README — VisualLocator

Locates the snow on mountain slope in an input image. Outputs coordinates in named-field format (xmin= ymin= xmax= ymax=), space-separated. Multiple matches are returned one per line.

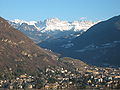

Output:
xmin=10 ymin=19 xmax=40 ymax=30
xmin=11 ymin=19 xmax=37 ymax=25
xmin=72 ymin=21 xmax=95 ymax=31
xmin=42 ymin=18 xmax=71 ymax=32
xmin=10 ymin=18 xmax=96 ymax=32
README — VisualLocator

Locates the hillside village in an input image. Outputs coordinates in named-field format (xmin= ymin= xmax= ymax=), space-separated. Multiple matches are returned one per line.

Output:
xmin=0 ymin=59 xmax=120 ymax=90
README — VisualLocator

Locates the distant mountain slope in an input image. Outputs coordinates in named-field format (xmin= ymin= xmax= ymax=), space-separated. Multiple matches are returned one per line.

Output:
xmin=0 ymin=17 xmax=58 ymax=75
xmin=62 ymin=15 xmax=120 ymax=66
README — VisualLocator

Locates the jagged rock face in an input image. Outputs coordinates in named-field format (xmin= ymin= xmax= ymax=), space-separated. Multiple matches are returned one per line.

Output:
xmin=0 ymin=17 xmax=58 ymax=74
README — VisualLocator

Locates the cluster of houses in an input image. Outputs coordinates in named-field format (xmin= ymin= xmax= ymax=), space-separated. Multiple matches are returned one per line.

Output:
xmin=0 ymin=65 xmax=120 ymax=89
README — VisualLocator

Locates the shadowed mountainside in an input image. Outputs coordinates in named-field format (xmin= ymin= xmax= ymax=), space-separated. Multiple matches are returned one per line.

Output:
xmin=62 ymin=15 xmax=120 ymax=66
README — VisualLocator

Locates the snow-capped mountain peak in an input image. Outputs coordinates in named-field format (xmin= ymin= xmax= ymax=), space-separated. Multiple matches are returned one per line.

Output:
xmin=42 ymin=18 xmax=71 ymax=32
xmin=72 ymin=21 xmax=96 ymax=31
xmin=27 ymin=21 xmax=37 ymax=25
xmin=11 ymin=19 xmax=27 ymax=24
xmin=11 ymin=19 xmax=37 ymax=26
xmin=45 ymin=18 xmax=60 ymax=23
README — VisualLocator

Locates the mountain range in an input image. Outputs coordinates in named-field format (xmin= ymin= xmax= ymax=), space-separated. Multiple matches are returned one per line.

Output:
xmin=9 ymin=18 xmax=96 ymax=43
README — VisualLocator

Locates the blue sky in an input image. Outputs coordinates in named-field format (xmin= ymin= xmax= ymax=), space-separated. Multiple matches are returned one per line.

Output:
xmin=0 ymin=0 xmax=120 ymax=21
